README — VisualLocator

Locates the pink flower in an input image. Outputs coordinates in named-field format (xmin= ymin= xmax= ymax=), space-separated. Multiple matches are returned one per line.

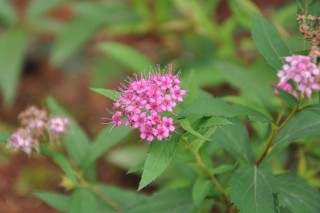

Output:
xmin=277 ymin=55 xmax=320 ymax=98
xmin=110 ymin=66 xmax=186 ymax=142
xmin=7 ymin=106 xmax=70 ymax=156
xmin=49 ymin=117 xmax=70 ymax=135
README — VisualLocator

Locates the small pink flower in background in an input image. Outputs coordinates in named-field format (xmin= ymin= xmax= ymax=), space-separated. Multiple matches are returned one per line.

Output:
xmin=276 ymin=55 xmax=320 ymax=98
xmin=274 ymin=82 xmax=298 ymax=98
xmin=8 ymin=106 xmax=70 ymax=156
xmin=110 ymin=65 xmax=187 ymax=142
xmin=49 ymin=117 xmax=70 ymax=135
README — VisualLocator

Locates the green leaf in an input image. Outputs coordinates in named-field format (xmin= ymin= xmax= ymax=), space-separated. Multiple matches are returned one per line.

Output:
xmin=274 ymin=110 xmax=320 ymax=150
xmin=70 ymin=188 xmax=97 ymax=213
xmin=90 ymin=88 xmax=120 ymax=101
xmin=277 ymin=89 xmax=298 ymax=108
xmin=27 ymin=0 xmax=62 ymax=18
xmin=252 ymin=15 xmax=290 ymax=70
xmin=181 ymin=70 xmax=199 ymax=106
xmin=0 ymin=131 xmax=10 ymax=144
xmin=123 ymin=187 xmax=193 ymax=213
xmin=199 ymin=117 xmax=233 ymax=129
xmin=211 ymin=164 xmax=235 ymax=175
xmin=47 ymin=97 xmax=90 ymax=166
xmin=179 ymin=91 xmax=269 ymax=122
xmin=138 ymin=136 xmax=178 ymax=190
xmin=229 ymin=0 xmax=260 ymax=28
xmin=211 ymin=120 xmax=253 ymax=162
xmin=82 ymin=125 xmax=131 ymax=169
xmin=0 ymin=28 xmax=28 ymax=106
xmin=95 ymin=184 xmax=147 ymax=211
xmin=231 ymin=165 xmax=277 ymax=213
xmin=179 ymin=118 xmax=212 ymax=141
xmin=276 ymin=174 xmax=320 ymax=213
xmin=192 ymin=177 xmax=211 ymax=206
xmin=99 ymin=42 xmax=153 ymax=72
xmin=34 ymin=192 xmax=70 ymax=213
xmin=74 ymin=2 xmax=139 ymax=26
xmin=40 ymin=146 xmax=77 ymax=183
xmin=51 ymin=16 xmax=101 ymax=66
xmin=296 ymin=0 xmax=320 ymax=16
xmin=0 ymin=1 xmax=17 ymax=26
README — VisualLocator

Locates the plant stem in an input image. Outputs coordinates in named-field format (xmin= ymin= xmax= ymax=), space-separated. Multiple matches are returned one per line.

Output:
xmin=181 ymin=136 xmax=230 ymax=207
xmin=255 ymin=107 xmax=299 ymax=167
xmin=77 ymin=172 xmax=121 ymax=212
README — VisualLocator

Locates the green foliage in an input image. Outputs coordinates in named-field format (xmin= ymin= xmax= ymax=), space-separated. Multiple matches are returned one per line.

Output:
xmin=27 ymin=0 xmax=62 ymax=18
xmin=139 ymin=135 xmax=178 ymax=190
xmin=40 ymin=146 xmax=78 ymax=183
xmin=123 ymin=187 xmax=194 ymax=213
xmin=47 ymin=97 xmax=90 ymax=166
xmin=34 ymin=192 xmax=70 ymax=213
xmin=70 ymin=188 xmax=97 ymax=213
xmin=192 ymin=177 xmax=211 ymax=206
xmin=179 ymin=91 xmax=269 ymax=122
xmin=90 ymin=88 xmax=120 ymax=101
xmin=276 ymin=174 xmax=320 ymax=213
xmin=0 ymin=28 xmax=27 ymax=106
xmin=296 ymin=0 xmax=320 ymax=15
xmin=0 ymin=1 xmax=17 ymax=26
xmin=274 ymin=110 xmax=320 ymax=150
xmin=179 ymin=118 xmax=212 ymax=141
xmin=99 ymin=42 xmax=153 ymax=72
xmin=51 ymin=16 xmax=101 ymax=66
xmin=252 ymin=15 xmax=290 ymax=70
xmin=211 ymin=120 xmax=253 ymax=162
xmin=277 ymin=89 xmax=298 ymax=108
xmin=82 ymin=125 xmax=131 ymax=169
xmin=231 ymin=165 xmax=277 ymax=213
xmin=229 ymin=0 xmax=260 ymax=28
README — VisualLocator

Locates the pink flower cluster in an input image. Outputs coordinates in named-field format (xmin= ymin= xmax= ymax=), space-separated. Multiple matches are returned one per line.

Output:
xmin=8 ymin=106 xmax=70 ymax=155
xmin=277 ymin=55 xmax=320 ymax=98
xmin=111 ymin=70 xmax=186 ymax=142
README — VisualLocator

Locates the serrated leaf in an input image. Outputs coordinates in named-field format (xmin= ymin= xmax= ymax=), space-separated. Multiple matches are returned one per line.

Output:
xmin=90 ymin=88 xmax=120 ymax=101
xmin=82 ymin=125 xmax=131 ymax=169
xmin=34 ymin=192 xmax=70 ymax=213
xmin=276 ymin=174 xmax=320 ymax=213
xmin=277 ymin=89 xmax=298 ymax=108
xmin=211 ymin=120 xmax=253 ymax=162
xmin=123 ymin=187 xmax=193 ymax=213
xmin=51 ymin=16 xmax=101 ymax=66
xmin=40 ymin=146 xmax=77 ymax=183
xmin=70 ymin=188 xmax=97 ymax=213
xmin=138 ymin=136 xmax=178 ymax=190
xmin=252 ymin=15 xmax=290 ymax=70
xmin=0 ymin=28 xmax=27 ymax=106
xmin=199 ymin=117 xmax=233 ymax=129
xmin=47 ymin=97 xmax=90 ymax=166
xmin=231 ymin=165 xmax=276 ymax=213
xmin=192 ymin=177 xmax=211 ymax=206
xmin=27 ymin=0 xmax=62 ymax=18
xmin=99 ymin=42 xmax=153 ymax=72
xmin=179 ymin=118 xmax=212 ymax=141
xmin=274 ymin=110 xmax=320 ymax=150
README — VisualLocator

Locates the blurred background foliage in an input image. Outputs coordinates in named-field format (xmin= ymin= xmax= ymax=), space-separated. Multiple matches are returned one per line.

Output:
xmin=2 ymin=0 xmax=319 ymax=212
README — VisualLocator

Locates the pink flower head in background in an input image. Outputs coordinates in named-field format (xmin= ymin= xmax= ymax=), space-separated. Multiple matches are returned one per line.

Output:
xmin=7 ymin=106 xmax=70 ymax=156
xmin=276 ymin=55 xmax=320 ymax=98
xmin=111 ymin=65 xmax=187 ymax=142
